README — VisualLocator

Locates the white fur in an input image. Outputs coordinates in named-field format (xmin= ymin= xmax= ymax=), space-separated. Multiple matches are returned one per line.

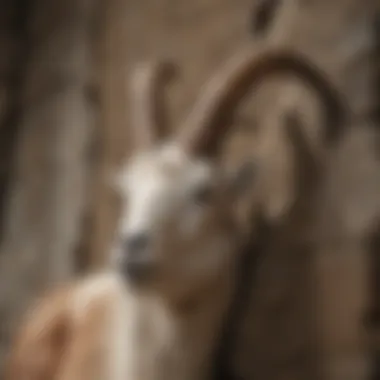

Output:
xmin=113 ymin=143 xmax=224 ymax=281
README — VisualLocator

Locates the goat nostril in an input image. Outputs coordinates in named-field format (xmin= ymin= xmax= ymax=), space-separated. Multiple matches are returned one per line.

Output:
xmin=125 ymin=233 xmax=149 ymax=254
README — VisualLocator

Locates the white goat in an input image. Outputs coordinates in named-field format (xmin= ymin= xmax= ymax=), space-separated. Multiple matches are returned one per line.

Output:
xmin=4 ymin=45 xmax=345 ymax=380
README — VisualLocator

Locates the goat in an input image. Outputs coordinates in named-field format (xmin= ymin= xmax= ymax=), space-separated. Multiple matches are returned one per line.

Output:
xmin=4 ymin=45 xmax=346 ymax=380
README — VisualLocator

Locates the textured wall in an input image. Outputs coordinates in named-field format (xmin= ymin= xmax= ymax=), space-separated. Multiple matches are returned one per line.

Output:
xmin=0 ymin=0 xmax=98 ymax=374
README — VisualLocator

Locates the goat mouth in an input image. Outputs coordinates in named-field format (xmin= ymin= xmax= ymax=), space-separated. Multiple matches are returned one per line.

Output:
xmin=122 ymin=259 xmax=155 ymax=286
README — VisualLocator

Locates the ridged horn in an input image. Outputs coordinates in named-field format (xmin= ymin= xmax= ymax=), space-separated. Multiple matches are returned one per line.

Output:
xmin=177 ymin=46 xmax=346 ymax=156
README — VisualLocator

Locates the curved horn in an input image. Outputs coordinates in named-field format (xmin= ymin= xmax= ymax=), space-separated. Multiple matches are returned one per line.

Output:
xmin=177 ymin=46 xmax=347 ymax=156
xmin=130 ymin=60 xmax=178 ymax=149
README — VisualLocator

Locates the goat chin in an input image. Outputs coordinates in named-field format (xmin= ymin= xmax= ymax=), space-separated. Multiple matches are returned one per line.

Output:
xmin=4 ymin=266 xmax=236 ymax=380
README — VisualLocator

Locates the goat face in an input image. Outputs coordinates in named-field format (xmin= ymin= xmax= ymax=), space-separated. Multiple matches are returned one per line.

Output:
xmin=111 ymin=143 xmax=240 ymax=295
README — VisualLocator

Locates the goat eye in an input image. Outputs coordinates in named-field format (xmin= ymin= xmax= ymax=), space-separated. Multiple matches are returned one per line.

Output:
xmin=192 ymin=185 xmax=213 ymax=205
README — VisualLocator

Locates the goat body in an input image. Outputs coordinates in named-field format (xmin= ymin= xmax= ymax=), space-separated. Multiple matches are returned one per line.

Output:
xmin=4 ymin=263 xmax=237 ymax=380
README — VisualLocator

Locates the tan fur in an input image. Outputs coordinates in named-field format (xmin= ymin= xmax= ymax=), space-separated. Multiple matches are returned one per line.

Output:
xmin=4 ymin=284 xmax=72 ymax=380
xmin=4 ymin=267 xmax=235 ymax=380
xmin=4 ymin=273 xmax=130 ymax=380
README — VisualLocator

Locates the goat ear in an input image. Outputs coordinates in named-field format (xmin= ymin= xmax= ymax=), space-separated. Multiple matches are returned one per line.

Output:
xmin=228 ymin=160 xmax=258 ymax=199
